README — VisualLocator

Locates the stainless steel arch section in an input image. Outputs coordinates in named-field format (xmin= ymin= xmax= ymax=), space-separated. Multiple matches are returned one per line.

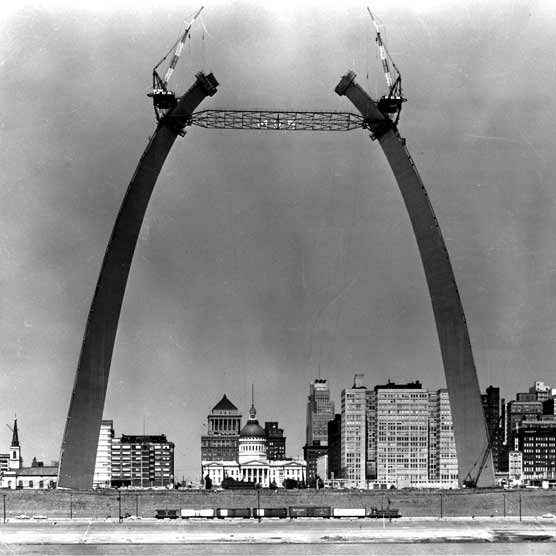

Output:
xmin=58 ymin=73 xmax=218 ymax=490
xmin=335 ymin=71 xmax=494 ymax=487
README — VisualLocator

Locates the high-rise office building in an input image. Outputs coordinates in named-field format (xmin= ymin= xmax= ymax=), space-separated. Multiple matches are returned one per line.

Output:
xmin=340 ymin=374 xmax=367 ymax=487
xmin=201 ymin=395 xmax=242 ymax=462
xmin=428 ymin=389 xmax=458 ymax=487
xmin=375 ymin=380 xmax=429 ymax=487
xmin=327 ymin=414 xmax=341 ymax=480
xmin=304 ymin=378 xmax=335 ymax=485
xmin=264 ymin=422 xmax=286 ymax=460
xmin=481 ymin=386 xmax=501 ymax=472
xmin=506 ymin=399 xmax=543 ymax=446
xmin=306 ymin=378 xmax=335 ymax=445
xmin=111 ymin=434 xmax=174 ymax=488
xmin=515 ymin=427 xmax=556 ymax=480
xmin=365 ymin=390 xmax=377 ymax=480
xmin=93 ymin=420 xmax=113 ymax=488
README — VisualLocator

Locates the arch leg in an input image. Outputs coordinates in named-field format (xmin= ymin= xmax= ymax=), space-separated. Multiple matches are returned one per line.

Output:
xmin=336 ymin=71 xmax=494 ymax=487
xmin=58 ymin=73 xmax=218 ymax=490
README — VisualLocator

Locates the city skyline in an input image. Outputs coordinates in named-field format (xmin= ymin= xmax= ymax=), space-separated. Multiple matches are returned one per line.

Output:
xmin=2 ymin=1 xmax=556 ymax=481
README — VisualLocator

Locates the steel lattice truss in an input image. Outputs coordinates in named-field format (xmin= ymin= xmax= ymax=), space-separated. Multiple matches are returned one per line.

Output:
xmin=189 ymin=110 xmax=365 ymax=131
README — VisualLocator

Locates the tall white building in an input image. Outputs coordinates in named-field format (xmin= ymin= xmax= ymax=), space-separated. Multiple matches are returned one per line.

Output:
xmin=428 ymin=389 xmax=458 ymax=488
xmin=93 ymin=420 xmax=113 ymax=489
xmin=340 ymin=374 xmax=367 ymax=487
xmin=375 ymin=381 xmax=429 ymax=488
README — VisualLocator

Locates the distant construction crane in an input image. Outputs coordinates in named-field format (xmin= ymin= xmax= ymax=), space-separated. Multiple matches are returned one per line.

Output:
xmin=148 ymin=6 xmax=204 ymax=121
xmin=367 ymin=7 xmax=405 ymax=126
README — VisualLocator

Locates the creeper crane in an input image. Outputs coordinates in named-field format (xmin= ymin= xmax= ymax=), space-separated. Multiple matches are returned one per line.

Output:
xmin=148 ymin=6 xmax=204 ymax=120
xmin=367 ymin=7 xmax=405 ymax=126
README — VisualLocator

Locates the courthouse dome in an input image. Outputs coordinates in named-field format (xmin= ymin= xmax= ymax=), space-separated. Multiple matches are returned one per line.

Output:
xmin=239 ymin=398 xmax=265 ymax=437
xmin=239 ymin=421 xmax=265 ymax=438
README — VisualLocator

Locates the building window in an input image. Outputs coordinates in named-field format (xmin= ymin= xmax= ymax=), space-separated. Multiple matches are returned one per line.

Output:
xmin=28 ymin=480 xmax=33 ymax=488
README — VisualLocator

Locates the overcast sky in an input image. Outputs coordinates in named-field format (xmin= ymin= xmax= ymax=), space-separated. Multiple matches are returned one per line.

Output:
xmin=2 ymin=0 xmax=556 ymax=481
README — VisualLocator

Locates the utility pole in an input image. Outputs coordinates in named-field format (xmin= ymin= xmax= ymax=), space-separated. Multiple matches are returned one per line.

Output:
xmin=118 ymin=489 xmax=122 ymax=523
xmin=503 ymin=493 xmax=506 ymax=518
xmin=440 ymin=493 xmax=443 ymax=519
xmin=3 ymin=494 xmax=6 ymax=523
xmin=519 ymin=492 xmax=522 ymax=522
xmin=70 ymin=493 xmax=73 ymax=520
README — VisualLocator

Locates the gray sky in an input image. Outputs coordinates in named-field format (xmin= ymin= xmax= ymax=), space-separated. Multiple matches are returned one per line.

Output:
xmin=2 ymin=0 xmax=556 ymax=481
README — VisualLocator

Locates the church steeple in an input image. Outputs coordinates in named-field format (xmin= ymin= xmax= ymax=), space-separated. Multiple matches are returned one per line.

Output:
xmin=10 ymin=418 xmax=19 ymax=448
xmin=9 ymin=417 xmax=21 ymax=470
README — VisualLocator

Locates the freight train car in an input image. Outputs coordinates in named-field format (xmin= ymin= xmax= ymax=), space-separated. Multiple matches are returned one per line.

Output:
xmin=216 ymin=508 xmax=251 ymax=519
xmin=155 ymin=509 xmax=179 ymax=519
xmin=332 ymin=508 xmax=367 ymax=518
xmin=288 ymin=506 xmax=332 ymax=518
xmin=253 ymin=507 xmax=289 ymax=519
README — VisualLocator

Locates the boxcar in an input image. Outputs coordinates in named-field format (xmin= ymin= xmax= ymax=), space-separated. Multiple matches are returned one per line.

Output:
xmin=155 ymin=509 xmax=179 ymax=519
xmin=216 ymin=508 xmax=251 ymax=519
xmin=253 ymin=507 xmax=288 ymax=519
xmin=197 ymin=508 xmax=215 ymax=518
xmin=288 ymin=506 xmax=331 ymax=518
xmin=332 ymin=508 xmax=366 ymax=518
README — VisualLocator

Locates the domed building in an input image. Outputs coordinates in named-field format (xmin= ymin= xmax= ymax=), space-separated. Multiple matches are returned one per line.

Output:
xmin=202 ymin=394 xmax=306 ymax=488
xmin=238 ymin=402 xmax=266 ymax=464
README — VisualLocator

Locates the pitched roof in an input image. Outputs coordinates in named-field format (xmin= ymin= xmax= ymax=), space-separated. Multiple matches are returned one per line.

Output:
xmin=212 ymin=394 xmax=238 ymax=412
xmin=15 ymin=466 xmax=58 ymax=477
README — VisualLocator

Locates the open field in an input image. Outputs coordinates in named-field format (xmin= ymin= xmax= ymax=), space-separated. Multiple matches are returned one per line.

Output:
xmin=0 ymin=488 xmax=554 ymax=520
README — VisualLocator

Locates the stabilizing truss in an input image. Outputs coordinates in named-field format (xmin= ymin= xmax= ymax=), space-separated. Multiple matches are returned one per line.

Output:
xmin=188 ymin=109 xmax=365 ymax=131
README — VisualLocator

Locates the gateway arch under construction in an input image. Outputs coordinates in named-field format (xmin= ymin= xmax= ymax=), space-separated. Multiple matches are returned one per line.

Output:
xmin=58 ymin=16 xmax=494 ymax=490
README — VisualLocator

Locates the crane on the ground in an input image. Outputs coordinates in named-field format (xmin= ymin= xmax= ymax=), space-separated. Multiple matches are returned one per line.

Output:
xmin=367 ymin=7 xmax=405 ymax=125
xmin=463 ymin=413 xmax=503 ymax=488
xmin=148 ymin=6 xmax=204 ymax=120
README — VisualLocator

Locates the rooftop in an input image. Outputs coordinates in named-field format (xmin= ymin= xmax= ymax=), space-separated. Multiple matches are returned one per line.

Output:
xmin=212 ymin=394 xmax=238 ymax=413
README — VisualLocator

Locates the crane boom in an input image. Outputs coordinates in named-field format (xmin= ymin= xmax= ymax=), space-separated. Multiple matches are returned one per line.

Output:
xmin=162 ymin=6 xmax=204 ymax=87
xmin=367 ymin=7 xmax=394 ymax=89
xmin=366 ymin=7 xmax=405 ymax=126
xmin=149 ymin=7 xmax=204 ymax=120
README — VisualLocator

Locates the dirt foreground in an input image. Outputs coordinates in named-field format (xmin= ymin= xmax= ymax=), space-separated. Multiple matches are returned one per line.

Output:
xmin=0 ymin=517 xmax=555 ymax=545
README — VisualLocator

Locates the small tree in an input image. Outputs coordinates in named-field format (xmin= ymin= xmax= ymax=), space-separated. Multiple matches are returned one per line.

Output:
xmin=283 ymin=478 xmax=298 ymax=489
